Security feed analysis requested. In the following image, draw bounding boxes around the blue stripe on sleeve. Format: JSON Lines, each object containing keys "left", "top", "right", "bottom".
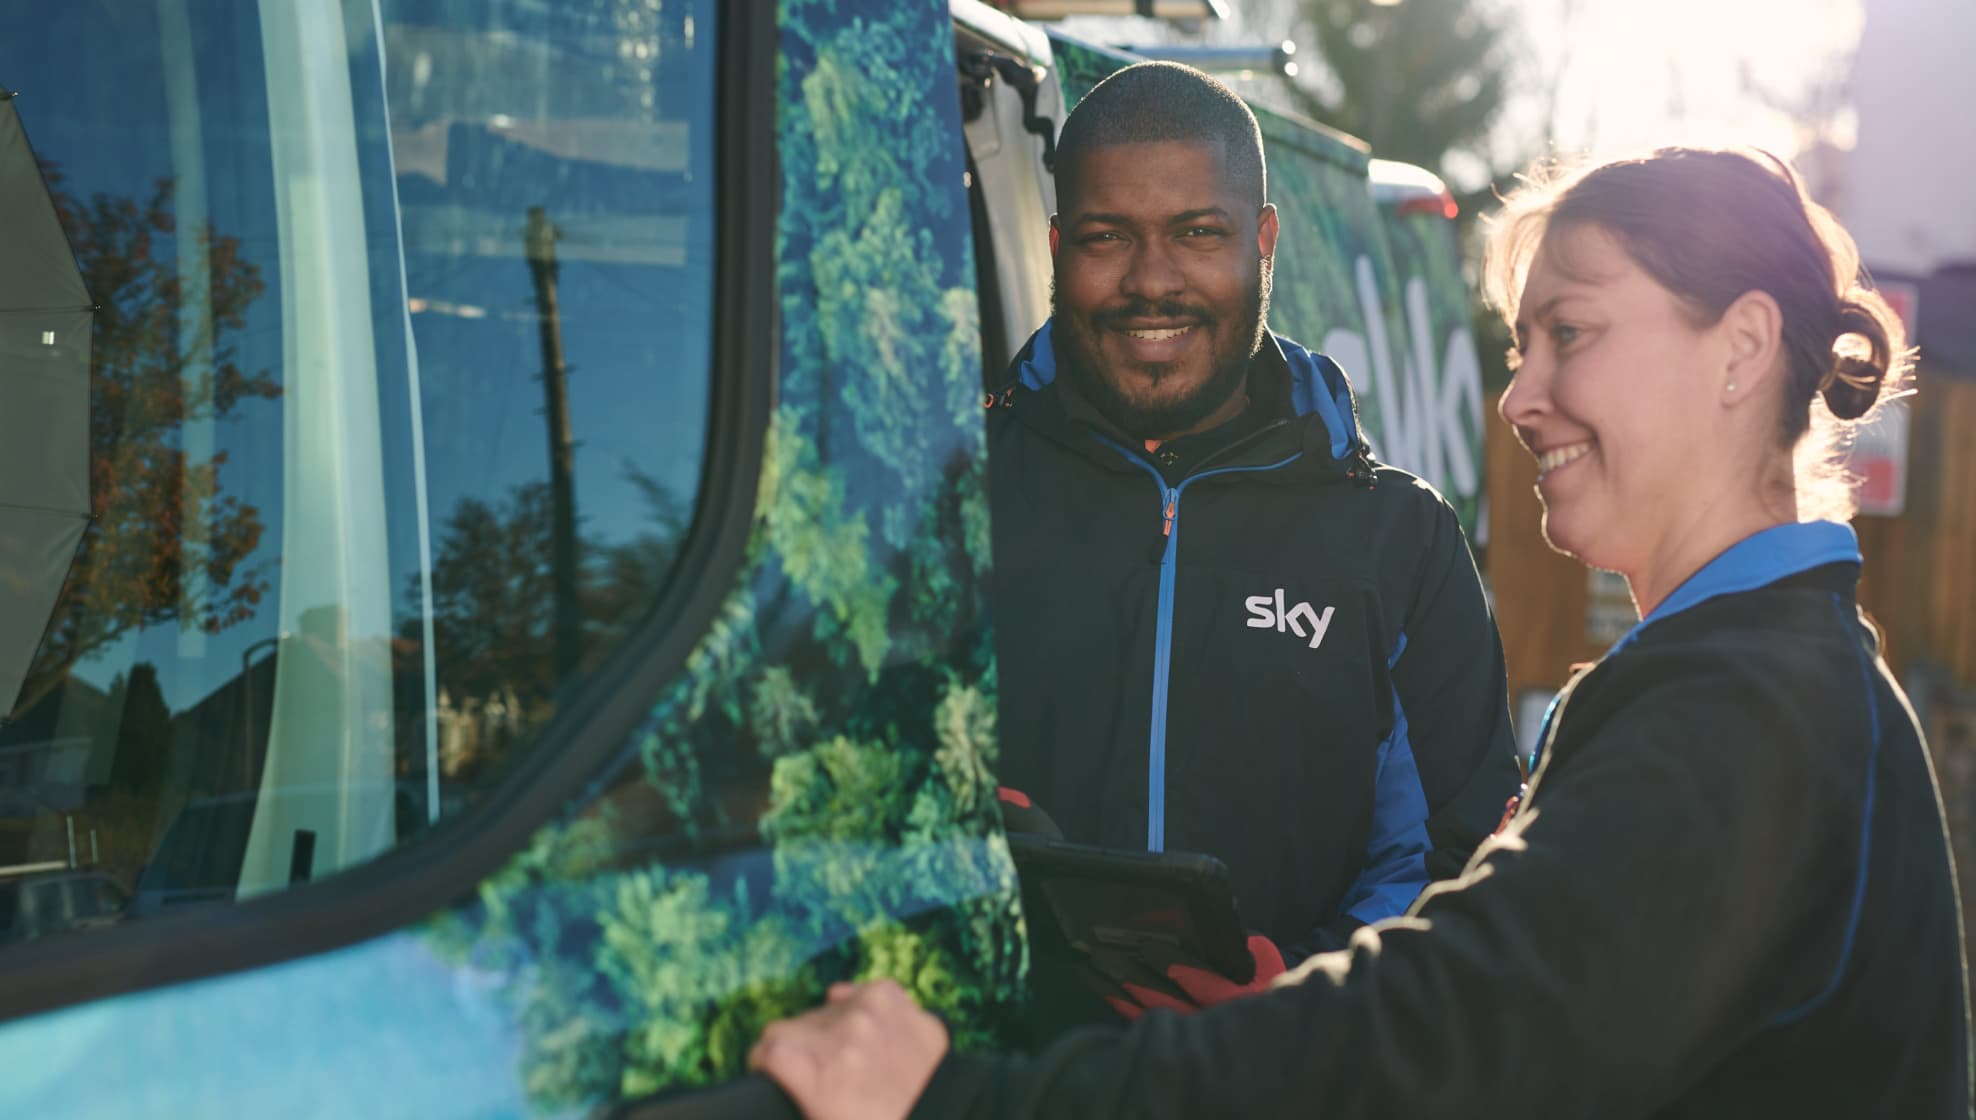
{"left": 1341, "top": 640, "right": 1433, "bottom": 925}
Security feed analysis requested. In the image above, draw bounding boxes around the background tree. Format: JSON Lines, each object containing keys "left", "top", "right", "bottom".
{"left": 12, "top": 168, "right": 278, "bottom": 719}
{"left": 1287, "top": 0, "right": 1517, "bottom": 191}
{"left": 1738, "top": 48, "right": 1855, "bottom": 210}
{"left": 1278, "top": 0, "right": 1528, "bottom": 400}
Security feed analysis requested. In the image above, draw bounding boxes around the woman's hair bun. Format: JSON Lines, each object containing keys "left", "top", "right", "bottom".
{"left": 1821, "top": 301, "right": 1892, "bottom": 421}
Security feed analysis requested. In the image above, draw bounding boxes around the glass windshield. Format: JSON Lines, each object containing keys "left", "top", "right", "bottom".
{"left": 0, "top": 0, "right": 716, "bottom": 940}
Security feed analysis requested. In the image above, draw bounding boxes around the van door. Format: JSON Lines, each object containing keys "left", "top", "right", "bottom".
{"left": 0, "top": 1, "right": 1021, "bottom": 1113}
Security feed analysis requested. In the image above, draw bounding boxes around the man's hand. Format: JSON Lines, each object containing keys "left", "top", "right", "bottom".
{"left": 748, "top": 979, "right": 949, "bottom": 1120}
{"left": 1104, "top": 934, "right": 1287, "bottom": 1019}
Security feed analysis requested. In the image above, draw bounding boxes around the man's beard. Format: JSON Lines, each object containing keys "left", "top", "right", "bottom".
{"left": 1052, "top": 262, "right": 1271, "bottom": 441}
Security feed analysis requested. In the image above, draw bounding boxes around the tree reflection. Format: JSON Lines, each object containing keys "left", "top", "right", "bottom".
{"left": 13, "top": 168, "right": 279, "bottom": 719}
{"left": 410, "top": 468, "right": 689, "bottom": 787}
{"left": 0, "top": 168, "right": 276, "bottom": 899}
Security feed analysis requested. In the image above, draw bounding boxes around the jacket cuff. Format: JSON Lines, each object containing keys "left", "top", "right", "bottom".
{"left": 911, "top": 1052, "right": 996, "bottom": 1119}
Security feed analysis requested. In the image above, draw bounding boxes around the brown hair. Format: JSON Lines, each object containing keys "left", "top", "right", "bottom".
{"left": 1483, "top": 149, "right": 1909, "bottom": 450}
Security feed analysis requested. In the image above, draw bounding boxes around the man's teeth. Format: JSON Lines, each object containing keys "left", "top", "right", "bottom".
{"left": 1538, "top": 443, "right": 1591, "bottom": 474}
{"left": 1125, "top": 326, "right": 1193, "bottom": 341}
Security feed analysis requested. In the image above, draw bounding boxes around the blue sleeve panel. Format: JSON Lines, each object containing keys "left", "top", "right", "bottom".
{"left": 1339, "top": 646, "right": 1433, "bottom": 927}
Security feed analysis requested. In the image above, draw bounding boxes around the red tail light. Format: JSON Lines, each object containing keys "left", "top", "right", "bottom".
{"left": 1395, "top": 192, "right": 1459, "bottom": 221}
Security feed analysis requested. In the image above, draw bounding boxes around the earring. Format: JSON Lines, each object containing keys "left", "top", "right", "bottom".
{"left": 1726, "top": 382, "right": 1737, "bottom": 393}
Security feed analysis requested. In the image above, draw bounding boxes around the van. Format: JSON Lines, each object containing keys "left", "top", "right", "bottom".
{"left": 0, "top": 1, "right": 1481, "bottom": 1112}
{"left": 0, "top": 869, "right": 128, "bottom": 944}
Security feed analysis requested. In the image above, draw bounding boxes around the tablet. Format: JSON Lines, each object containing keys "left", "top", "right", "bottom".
{"left": 1007, "top": 834, "right": 1253, "bottom": 984}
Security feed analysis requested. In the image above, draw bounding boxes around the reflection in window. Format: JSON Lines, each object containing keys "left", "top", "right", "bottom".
{"left": 0, "top": 0, "right": 715, "bottom": 942}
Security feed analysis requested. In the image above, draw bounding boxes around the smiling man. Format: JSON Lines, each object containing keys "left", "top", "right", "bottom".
{"left": 1047, "top": 133, "right": 1271, "bottom": 442}
{"left": 984, "top": 62, "right": 1519, "bottom": 1030}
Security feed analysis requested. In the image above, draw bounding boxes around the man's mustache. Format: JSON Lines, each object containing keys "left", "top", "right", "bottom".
{"left": 1091, "top": 301, "right": 1212, "bottom": 329}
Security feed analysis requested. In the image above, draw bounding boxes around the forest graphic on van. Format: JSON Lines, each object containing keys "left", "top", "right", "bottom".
{"left": 416, "top": 0, "right": 1027, "bottom": 1107}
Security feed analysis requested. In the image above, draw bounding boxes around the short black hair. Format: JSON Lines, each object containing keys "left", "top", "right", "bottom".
{"left": 1054, "top": 62, "right": 1266, "bottom": 209}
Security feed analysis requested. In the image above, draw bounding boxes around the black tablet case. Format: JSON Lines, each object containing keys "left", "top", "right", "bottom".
{"left": 1007, "top": 834, "right": 1253, "bottom": 985}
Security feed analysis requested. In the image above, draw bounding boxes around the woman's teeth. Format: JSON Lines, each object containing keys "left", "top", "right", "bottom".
{"left": 1538, "top": 442, "right": 1591, "bottom": 475}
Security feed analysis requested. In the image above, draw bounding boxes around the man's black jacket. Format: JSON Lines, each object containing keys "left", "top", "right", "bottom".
{"left": 926, "top": 523, "right": 1973, "bottom": 1118}
{"left": 989, "top": 322, "right": 1518, "bottom": 960}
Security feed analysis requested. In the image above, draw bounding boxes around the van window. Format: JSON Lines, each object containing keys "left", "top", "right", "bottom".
{"left": 0, "top": 0, "right": 718, "bottom": 941}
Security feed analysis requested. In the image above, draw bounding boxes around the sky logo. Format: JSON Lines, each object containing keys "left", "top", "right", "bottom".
{"left": 1244, "top": 591, "right": 1335, "bottom": 649}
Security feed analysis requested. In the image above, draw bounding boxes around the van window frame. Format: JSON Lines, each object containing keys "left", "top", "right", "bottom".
{"left": 0, "top": 1, "right": 778, "bottom": 1024}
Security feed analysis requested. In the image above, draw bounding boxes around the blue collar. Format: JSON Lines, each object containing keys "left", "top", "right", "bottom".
{"left": 1611, "top": 520, "right": 1861, "bottom": 655}
{"left": 1528, "top": 520, "right": 1862, "bottom": 775}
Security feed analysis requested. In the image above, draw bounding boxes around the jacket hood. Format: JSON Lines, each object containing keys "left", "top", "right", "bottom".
{"left": 1009, "top": 319, "right": 1366, "bottom": 463}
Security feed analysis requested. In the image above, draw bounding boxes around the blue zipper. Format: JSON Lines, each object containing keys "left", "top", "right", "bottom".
{"left": 1093, "top": 435, "right": 1302, "bottom": 851}
{"left": 1149, "top": 480, "right": 1179, "bottom": 851}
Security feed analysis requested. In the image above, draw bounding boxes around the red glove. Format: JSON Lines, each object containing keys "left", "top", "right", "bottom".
{"left": 1104, "top": 935, "right": 1287, "bottom": 1020}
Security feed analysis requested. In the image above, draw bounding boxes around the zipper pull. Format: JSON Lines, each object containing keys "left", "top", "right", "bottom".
{"left": 1149, "top": 491, "right": 1178, "bottom": 563}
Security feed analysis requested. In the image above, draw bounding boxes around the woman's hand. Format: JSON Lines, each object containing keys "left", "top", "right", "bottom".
{"left": 748, "top": 979, "right": 949, "bottom": 1120}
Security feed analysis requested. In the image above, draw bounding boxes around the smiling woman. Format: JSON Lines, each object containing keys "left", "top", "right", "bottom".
{"left": 1498, "top": 223, "right": 1775, "bottom": 606}
{"left": 1488, "top": 148, "right": 1906, "bottom": 612}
